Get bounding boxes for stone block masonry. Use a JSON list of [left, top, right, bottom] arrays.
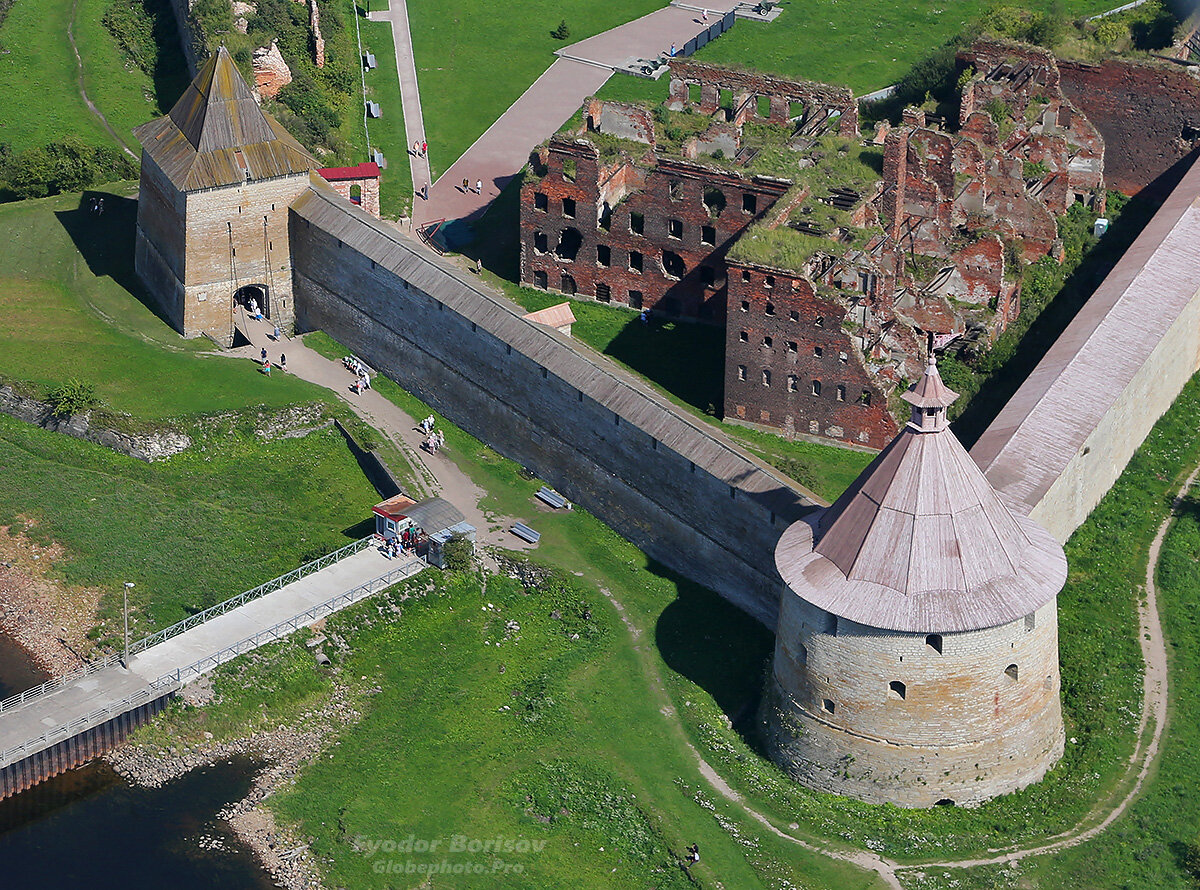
[[290, 186, 813, 625]]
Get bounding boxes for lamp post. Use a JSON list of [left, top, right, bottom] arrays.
[[122, 582, 134, 668]]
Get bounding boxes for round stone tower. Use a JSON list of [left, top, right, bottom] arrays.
[[760, 357, 1066, 807]]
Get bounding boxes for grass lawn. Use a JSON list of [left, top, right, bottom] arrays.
[[358, 12, 414, 218], [0, 0, 168, 153], [407, 0, 663, 180]]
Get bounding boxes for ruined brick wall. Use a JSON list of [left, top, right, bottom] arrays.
[[666, 59, 859, 136], [1057, 59, 1200, 195], [520, 138, 789, 321], [584, 99, 655, 145], [323, 177, 381, 218], [762, 590, 1063, 807], [292, 187, 814, 626], [723, 262, 897, 449]]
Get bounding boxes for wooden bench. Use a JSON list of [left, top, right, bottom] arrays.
[[511, 522, 541, 544], [535, 487, 569, 509]]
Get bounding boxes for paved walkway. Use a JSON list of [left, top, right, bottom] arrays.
[[0, 547, 419, 767], [368, 1, 430, 197], [416, 0, 752, 227], [237, 315, 535, 551]]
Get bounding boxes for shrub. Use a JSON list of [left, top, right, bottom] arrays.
[[45, 378, 102, 418], [441, 534, 473, 572], [1095, 20, 1128, 46], [551, 19, 569, 40]]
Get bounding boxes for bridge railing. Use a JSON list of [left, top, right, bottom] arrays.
[[0, 537, 375, 716], [0, 676, 181, 769], [157, 555, 427, 685]]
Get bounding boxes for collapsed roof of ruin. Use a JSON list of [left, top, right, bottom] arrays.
[[133, 46, 317, 192], [775, 357, 1066, 632]]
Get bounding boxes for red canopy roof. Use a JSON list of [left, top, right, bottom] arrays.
[[319, 162, 381, 182]]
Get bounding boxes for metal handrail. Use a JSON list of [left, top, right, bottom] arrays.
[[0, 537, 373, 715], [0, 676, 180, 768], [157, 557, 426, 685]]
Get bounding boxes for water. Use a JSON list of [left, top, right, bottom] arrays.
[[0, 634, 275, 889]]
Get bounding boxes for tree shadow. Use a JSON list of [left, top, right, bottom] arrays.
[[953, 152, 1197, 448], [147, 0, 191, 113], [54, 190, 174, 329], [651, 559, 775, 741]]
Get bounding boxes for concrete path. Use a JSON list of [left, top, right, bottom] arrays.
[[416, 0, 752, 227], [237, 315, 535, 551], [0, 547, 420, 766], [368, 1, 430, 197]]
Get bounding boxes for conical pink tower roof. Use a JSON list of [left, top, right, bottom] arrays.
[[775, 357, 1066, 632]]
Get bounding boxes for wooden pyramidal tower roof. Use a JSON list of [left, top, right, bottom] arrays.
[[774, 356, 1066, 633], [133, 46, 317, 192]]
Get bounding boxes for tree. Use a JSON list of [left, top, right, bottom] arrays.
[[441, 534, 474, 572], [551, 19, 569, 40]]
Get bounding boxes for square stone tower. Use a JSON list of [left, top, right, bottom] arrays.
[[133, 46, 319, 343]]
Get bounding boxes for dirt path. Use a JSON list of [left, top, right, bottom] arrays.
[[67, 0, 139, 161], [230, 317, 534, 552]]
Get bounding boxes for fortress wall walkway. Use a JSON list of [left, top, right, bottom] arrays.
[[973, 153, 1200, 537]]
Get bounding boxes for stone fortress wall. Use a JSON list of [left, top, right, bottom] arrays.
[[288, 185, 812, 626], [762, 595, 1063, 806]]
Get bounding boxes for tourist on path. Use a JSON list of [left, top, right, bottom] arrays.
[[280, 354, 287, 372], [421, 140, 427, 157], [476, 179, 483, 195], [261, 346, 268, 363]]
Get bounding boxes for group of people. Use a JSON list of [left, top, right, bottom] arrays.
[[412, 140, 427, 157], [460, 178, 483, 195], [343, 356, 371, 394], [260, 346, 286, 375], [246, 297, 264, 321], [88, 196, 105, 215], [418, 415, 445, 453], [382, 526, 423, 559]]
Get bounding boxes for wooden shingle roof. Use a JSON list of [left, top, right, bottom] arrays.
[[133, 47, 317, 192], [776, 359, 1066, 632]]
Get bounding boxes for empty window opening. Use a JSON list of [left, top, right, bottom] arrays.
[[556, 227, 582, 261], [596, 283, 611, 302], [700, 265, 716, 286], [533, 231, 548, 253], [763, 336, 773, 348], [562, 157, 577, 182], [668, 218, 683, 239], [1183, 124, 1200, 141], [597, 244, 611, 267], [669, 179, 683, 200], [790, 310, 800, 322], [534, 192, 548, 211], [811, 379, 822, 397], [787, 375, 798, 393], [737, 365, 747, 381], [757, 94, 771, 117], [740, 299, 750, 312], [814, 316, 825, 328], [742, 269, 752, 282], [561, 197, 576, 218], [533, 270, 548, 289], [629, 212, 644, 235], [765, 302, 776, 316], [787, 341, 797, 353], [742, 193, 757, 214], [629, 251, 643, 273], [701, 224, 716, 245], [833, 384, 844, 402], [765, 276, 775, 290], [703, 188, 726, 217], [1005, 664, 1019, 681], [926, 634, 943, 654], [839, 351, 848, 364], [598, 203, 613, 231], [762, 369, 771, 387], [822, 698, 835, 715], [628, 290, 643, 309], [813, 346, 823, 357], [889, 681, 906, 700], [739, 330, 749, 343], [934, 799, 956, 807], [662, 250, 685, 279], [1025, 613, 1036, 632], [858, 390, 872, 406], [560, 274, 577, 295]]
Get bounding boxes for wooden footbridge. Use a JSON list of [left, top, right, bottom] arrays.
[[0, 538, 425, 799]]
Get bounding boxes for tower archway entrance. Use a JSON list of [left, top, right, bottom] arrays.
[[234, 284, 270, 319]]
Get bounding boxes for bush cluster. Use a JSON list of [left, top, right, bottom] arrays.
[[0, 138, 137, 201]]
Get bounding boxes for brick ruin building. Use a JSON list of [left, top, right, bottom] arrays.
[[519, 51, 1199, 450]]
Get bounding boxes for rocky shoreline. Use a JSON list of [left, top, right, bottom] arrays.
[[105, 677, 370, 890]]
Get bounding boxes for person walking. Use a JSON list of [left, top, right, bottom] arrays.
[[475, 179, 483, 195], [462, 178, 469, 193], [421, 140, 427, 157], [262, 359, 271, 376], [280, 354, 287, 372], [422, 183, 428, 201], [273, 324, 280, 341], [261, 346, 268, 363]]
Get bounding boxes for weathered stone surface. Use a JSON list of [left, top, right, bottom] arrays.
[[252, 40, 291, 100]]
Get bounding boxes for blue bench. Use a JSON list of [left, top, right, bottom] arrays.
[[511, 522, 541, 544], [536, 487, 569, 509]]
